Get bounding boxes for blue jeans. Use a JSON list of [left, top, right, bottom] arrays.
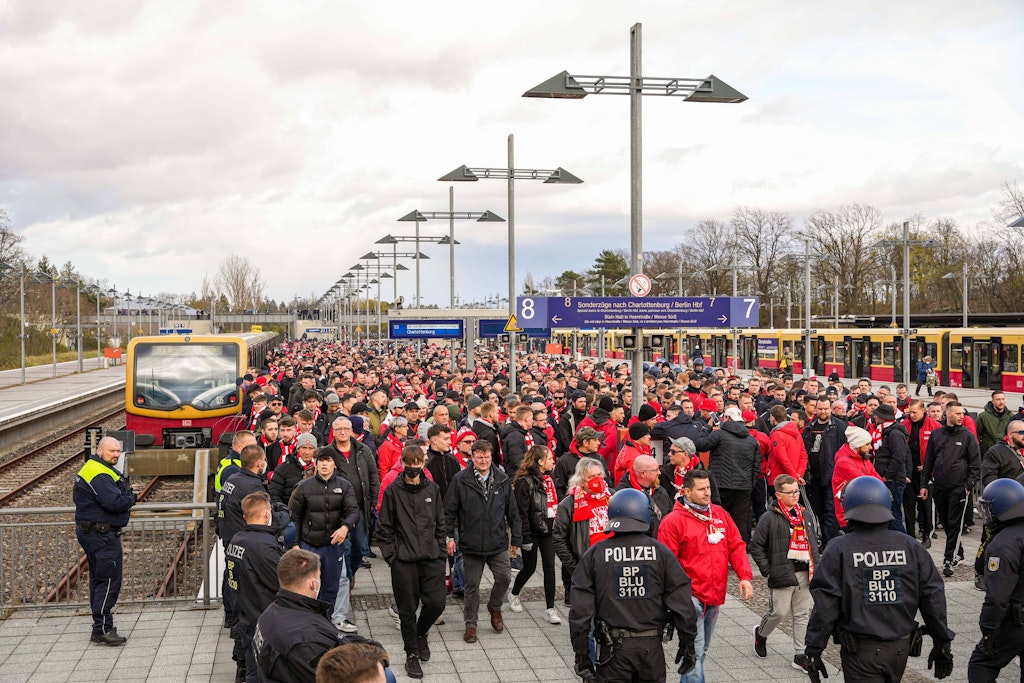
[[886, 480, 907, 534], [300, 540, 347, 614], [453, 529, 464, 591], [346, 514, 368, 581], [680, 596, 720, 683]]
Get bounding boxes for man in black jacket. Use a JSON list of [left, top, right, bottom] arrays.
[[921, 401, 982, 576], [614, 454, 674, 537], [445, 440, 522, 644], [376, 446, 447, 679], [693, 406, 761, 542], [323, 417, 379, 587], [268, 433, 316, 507], [981, 419, 1024, 486], [425, 424, 462, 501], [802, 398, 846, 544], [500, 405, 535, 474], [651, 398, 705, 453], [255, 548, 344, 683], [750, 474, 821, 674], [555, 391, 589, 456], [228, 492, 285, 683], [289, 451, 361, 633], [872, 403, 912, 534]]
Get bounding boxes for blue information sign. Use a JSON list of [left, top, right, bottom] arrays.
[[516, 296, 759, 329], [389, 319, 464, 339], [477, 319, 551, 339]]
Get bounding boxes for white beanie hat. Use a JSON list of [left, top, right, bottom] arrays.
[[845, 426, 871, 449]]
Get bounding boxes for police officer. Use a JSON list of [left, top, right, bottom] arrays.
[[73, 436, 137, 646], [216, 430, 257, 492], [569, 488, 697, 682], [804, 476, 955, 682], [227, 491, 285, 683], [968, 478, 1024, 682]]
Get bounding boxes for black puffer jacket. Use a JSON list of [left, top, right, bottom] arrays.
[[693, 420, 760, 492], [749, 500, 821, 589], [651, 412, 704, 451], [323, 438, 379, 517], [289, 473, 360, 548], [268, 456, 313, 507], [444, 466, 522, 555], [376, 476, 446, 564], [873, 421, 911, 483], [500, 422, 533, 474], [514, 471, 554, 546]]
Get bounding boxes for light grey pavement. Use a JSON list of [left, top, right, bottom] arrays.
[[0, 357, 111, 390]]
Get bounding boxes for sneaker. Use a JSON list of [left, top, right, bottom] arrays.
[[563, 593, 571, 607], [963, 526, 973, 535], [922, 536, 931, 549], [434, 613, 446, 626], [975, 573, 986, 592], [405, 653, 424, 679], [943, 562, 954, 578], [367, 549, 378, 558], [417, 635, 431, 662], [792, 654, 810, 674], [545, 608, 562, 624], [90, 631, 127, 646], [388, 604, 401, 630], [337, 620, 358, 633], [753, 625, 767, 658], [452, 588, 465, 599], [361, 558, 372, 569], [509, 593, 524, 613]]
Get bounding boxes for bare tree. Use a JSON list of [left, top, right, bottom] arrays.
[[805, 203, 882, 311], [215, 255, 266, 313], [677, 219, 735, 296], [994, 181, 1024, 227], [730, 207, 793, 297]]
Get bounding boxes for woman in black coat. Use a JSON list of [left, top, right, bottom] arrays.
[[509, 445, 562, 624]]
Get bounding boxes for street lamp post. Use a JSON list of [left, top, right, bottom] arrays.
[[377, 234, 433, 308], [869, 222, 940, 385], [525, 22, 746, 414], [440, 135, 582, 394]]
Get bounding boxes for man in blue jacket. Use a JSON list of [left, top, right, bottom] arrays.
[[74, 436, 137, 646]]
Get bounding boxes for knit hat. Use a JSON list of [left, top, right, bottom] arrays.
[[628, 422, 651, 441], [349, 415, 366, 434], [637, 404, 658, 422], [325, 393, 340, 405], [598, 396, 615, 412], [455, 427, 477, 444], [295, 433, 318, 449], [351, 402, 369, 415], [570, 390, 587, 401], [467, 394, 484, 410], [845, 426, 872, 448]]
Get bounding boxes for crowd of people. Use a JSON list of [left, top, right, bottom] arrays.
[[74, 334, 1024, 681]]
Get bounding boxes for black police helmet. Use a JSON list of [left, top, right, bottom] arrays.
[[841, 476, 894, 524], [605, 488, 651, 534], [979, 478, 1024, 524]]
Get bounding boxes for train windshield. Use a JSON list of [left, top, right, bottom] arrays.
[[133, 343, 240, 411]]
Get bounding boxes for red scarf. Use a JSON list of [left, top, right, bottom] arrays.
[[542, 475, 558, 518], [571, 486, 611, 545], [259, 435, 275, 449], [277, 440, 295, 465], [782, 504, 814, 580]]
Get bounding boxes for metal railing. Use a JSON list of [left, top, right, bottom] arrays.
[[0, 503, 220, 611]]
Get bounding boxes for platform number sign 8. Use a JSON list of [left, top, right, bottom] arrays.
[[517, 297, 548, 326], [521, 298, 535, 320]]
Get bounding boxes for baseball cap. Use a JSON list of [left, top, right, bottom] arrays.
[[669, 436, 696, 454], [575, 426, 600, 443], [741, 410, 758, 424], [723, 406, 743, 421], [388, 398, 405, 409]]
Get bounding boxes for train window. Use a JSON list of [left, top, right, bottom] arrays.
[[1005, 345, 1019, 373], [824, 341, 835, 363], [835, 343, 847, 364], [882, 343, 895, 366], [872, 342, 883, 365], [926, 343, 937, 362], [133, 343, 240, 411], [950, 346, 962, 370]]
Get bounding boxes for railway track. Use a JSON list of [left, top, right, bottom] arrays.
[[0, 408, 126, 507]]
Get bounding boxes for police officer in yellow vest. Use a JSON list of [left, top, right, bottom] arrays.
[[216, 430, 257, 492], [73, 436, 137, 646]]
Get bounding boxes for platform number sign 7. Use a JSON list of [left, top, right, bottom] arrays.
[[729, 296, 760, 327], [517, 297, 549, 325]]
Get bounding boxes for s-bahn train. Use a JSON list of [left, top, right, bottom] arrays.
[[125, 332, 279, 448], [551, 327, 1024, 392]]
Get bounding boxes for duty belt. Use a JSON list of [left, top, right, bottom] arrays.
[[77, 521, 119, 534], [608, 628, 661, 638]]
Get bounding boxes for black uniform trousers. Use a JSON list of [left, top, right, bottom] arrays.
[[75, 528, 123, 636], [933, 485, 968, 563], [840, 637, 910, 683], [597, 634, 665, 683], [967, 623, 1024, 682], [391, 557, 446, 655]]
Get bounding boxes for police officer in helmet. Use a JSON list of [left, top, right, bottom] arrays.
[[804, 476, 954, 682], [968, 478, 1024, 682], [569, 488, 697, 682]]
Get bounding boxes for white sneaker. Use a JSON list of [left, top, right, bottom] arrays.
[[508, 593, 524, 613], [337, 620, 358, 633], [545, 608, 562, 624]]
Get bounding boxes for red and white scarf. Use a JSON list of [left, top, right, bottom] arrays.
[[277, 440, 295, 466], [542, 475, 558, 518], [782, 503, 814, 580], [571, 486, 611, 545]]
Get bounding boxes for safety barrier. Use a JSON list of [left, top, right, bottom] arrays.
[[0, 503, 221, 612]]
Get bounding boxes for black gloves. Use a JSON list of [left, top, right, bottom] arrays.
[[574, 652, 595, 682], [804, 650, 828, 683], [675, 636, 696, 676], [927, 641, 953, 680]]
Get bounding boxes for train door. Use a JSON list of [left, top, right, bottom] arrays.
[[892, 335, 903, 385], [988, 338, 1002, 390], [843, 336, 853, 377], [974, 341, 990, 390], [961, 338, 974, 389], [712, 335, 727, 367], [813, 337, 825, 375]]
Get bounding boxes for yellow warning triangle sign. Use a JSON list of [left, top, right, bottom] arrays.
[[504, 315, 524, 332]]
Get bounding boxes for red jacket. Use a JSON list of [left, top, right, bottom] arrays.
[[657, 500, 752, 606], [613, 439, 652, 485], [577, 411, 621, 471], [831, 443, 884, 528], [377, 432, 405, 482], [750, 428, 772, 478], [767, 422, 808, 482], [901, 415, 942, 466]]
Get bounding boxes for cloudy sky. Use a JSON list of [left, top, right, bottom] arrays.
[[1, 1, 1021, 309]]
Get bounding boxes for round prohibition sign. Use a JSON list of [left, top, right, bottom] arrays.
[[628, 273, 652, 297]]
